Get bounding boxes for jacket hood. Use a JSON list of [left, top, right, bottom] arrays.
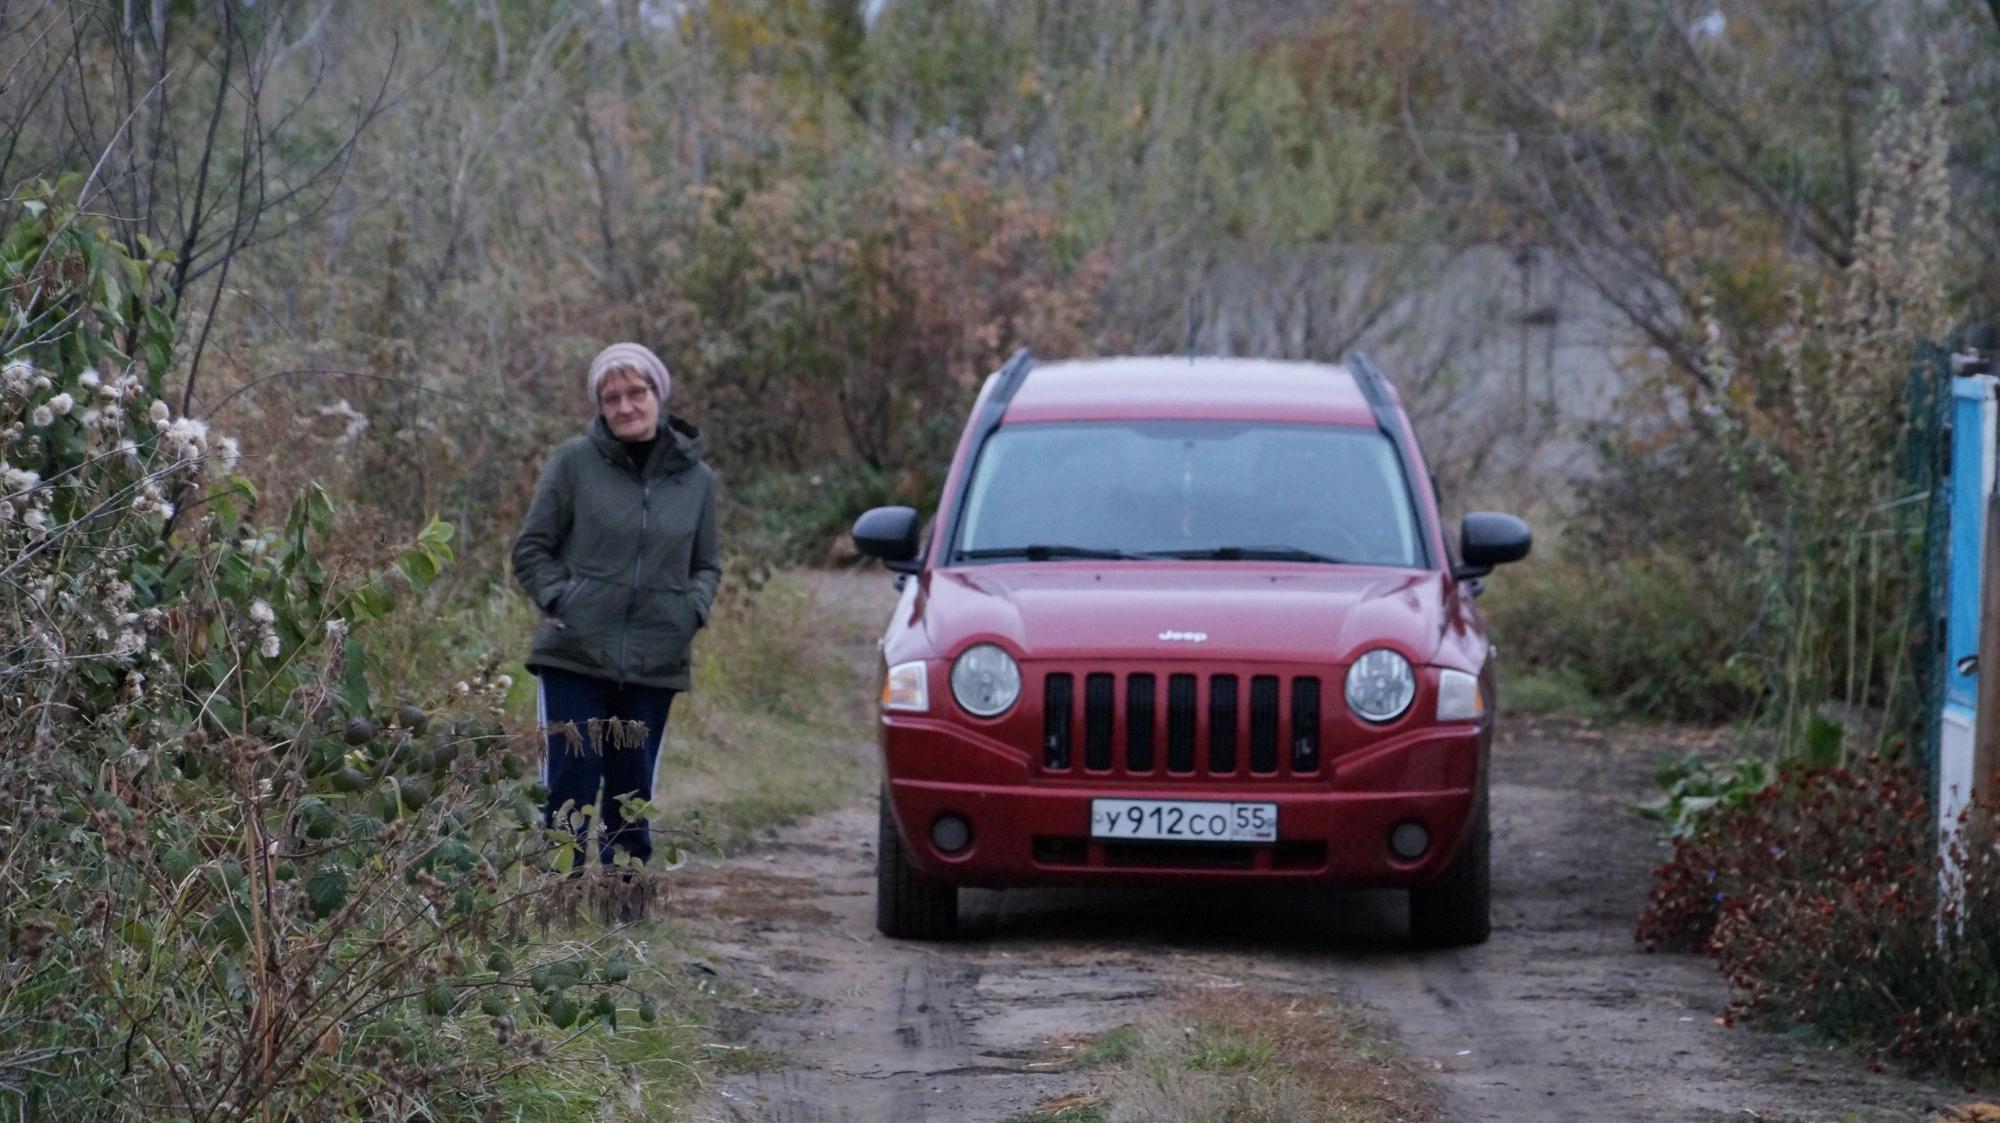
[[587, 413, 704, 476], [912, 563, 1449, 666]]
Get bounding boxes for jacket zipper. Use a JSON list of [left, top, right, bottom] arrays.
[[620, 474, 650, 685]]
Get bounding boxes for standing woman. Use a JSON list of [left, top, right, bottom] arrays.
[[511, 342, 720, 869]]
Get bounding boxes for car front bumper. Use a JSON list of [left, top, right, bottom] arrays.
[[881, 715, 1485, 889]]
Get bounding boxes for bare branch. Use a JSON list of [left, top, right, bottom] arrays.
[[167, 0, 238, 310]]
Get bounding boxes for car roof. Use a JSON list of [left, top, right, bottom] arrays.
[[999, 356, 1382, 426]]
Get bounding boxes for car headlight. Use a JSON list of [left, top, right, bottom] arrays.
[[950, 644, 1020, 717], [882, 661, 929, 713], [1436, 668, 1484, 722], [1345, 648, 1415, 723]]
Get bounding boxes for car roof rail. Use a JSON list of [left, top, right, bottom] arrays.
[[1345, 351, 1402, 437], [974, 347, 1036, 443]]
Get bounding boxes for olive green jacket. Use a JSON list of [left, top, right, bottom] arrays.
[[511, 415, 721, 691]]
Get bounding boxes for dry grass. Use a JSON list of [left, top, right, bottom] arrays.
[[1087, 990, 1440, 1123], [655, 570, 884, 852]]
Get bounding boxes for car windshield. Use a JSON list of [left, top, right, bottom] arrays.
[[953, 421, 1424, 567]]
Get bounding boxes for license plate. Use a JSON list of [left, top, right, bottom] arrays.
[[1089, 799, 1278, 843]]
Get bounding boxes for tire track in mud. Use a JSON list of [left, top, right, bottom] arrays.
[[683, 803, 1171, 1122]]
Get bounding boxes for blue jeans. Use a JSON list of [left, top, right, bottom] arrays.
[[536, 667, 676, 867]]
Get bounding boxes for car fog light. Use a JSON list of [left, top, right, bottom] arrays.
[[931, 814, 972, 854], [1389, 820, 1430, 860]]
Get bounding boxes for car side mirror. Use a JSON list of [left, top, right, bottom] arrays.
[[853, 506, 924, 575], [1454, 512, 1531, 582]]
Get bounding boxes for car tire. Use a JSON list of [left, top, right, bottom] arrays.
[[876, 790, 958, 940], [1408, 781, 1492, 948]]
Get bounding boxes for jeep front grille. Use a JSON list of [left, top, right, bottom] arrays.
[[1043, 672, 1074, 770], [1126, 673, 1156, 771], [1040, 669, 1324, 779], [1166, 674, 1197, 771], [1291, 677, 1321, 771], [1209, 674, 1238, 772], [1083, 672, 1114, 769], [1249, 674, 1279, 772]]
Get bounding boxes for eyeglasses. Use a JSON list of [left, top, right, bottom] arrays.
[[600, 385, 654, 410]]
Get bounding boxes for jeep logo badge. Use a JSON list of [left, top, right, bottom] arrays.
[[1157, 630, 1208, 642]]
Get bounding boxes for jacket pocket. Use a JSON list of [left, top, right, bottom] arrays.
[[545, 576, 580, 615], [627, 589, 700, 678], [532, 576, 620, 672]]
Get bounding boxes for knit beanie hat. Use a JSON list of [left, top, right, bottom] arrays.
[[586, 342, 671, 409]]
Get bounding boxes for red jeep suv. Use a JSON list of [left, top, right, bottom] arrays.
[[851, 352, 1530, 946]]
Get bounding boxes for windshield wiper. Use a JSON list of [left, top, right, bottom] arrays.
[[1144, 545, 1349, 564], [959, 544, 1145, 561]]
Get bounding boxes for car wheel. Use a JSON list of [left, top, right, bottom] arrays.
[[1408, 781, 1491, 948], [876, 789, 958, 940]]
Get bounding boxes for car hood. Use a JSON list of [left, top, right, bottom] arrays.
[[916, 563, 1450, 665]]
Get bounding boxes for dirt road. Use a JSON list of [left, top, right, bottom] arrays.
[[673, 579, 1955, 1122]]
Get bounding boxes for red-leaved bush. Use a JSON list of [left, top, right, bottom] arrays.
[[1638, 755, 2000, 1081]]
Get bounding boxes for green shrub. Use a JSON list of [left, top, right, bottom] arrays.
[[0, 193, 652, 1119], [725, 462, 929, 568], [1481, 549, 1760, 722], [1636, 755, 2000, 1081], [1498, 665, 1615, 720], [1633, 751, 1778, 838]]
